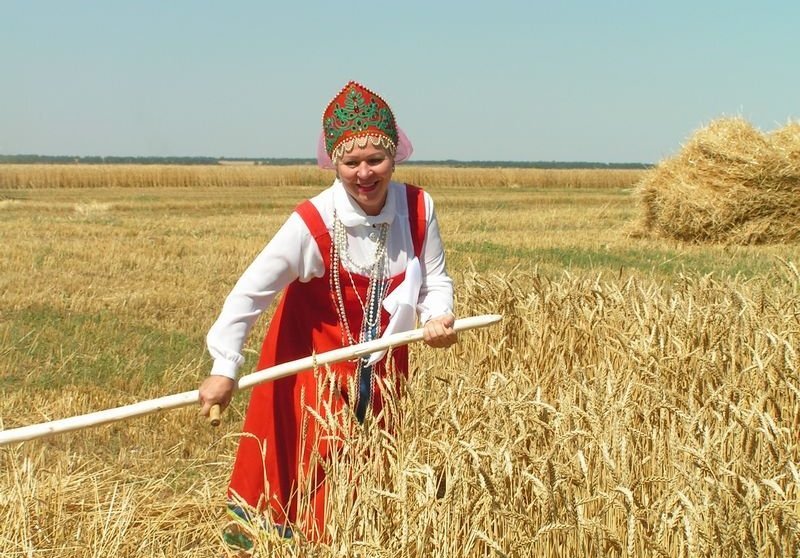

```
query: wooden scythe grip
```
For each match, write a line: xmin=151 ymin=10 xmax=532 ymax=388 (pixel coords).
xmin=209 ymin=404 xmax=221 ymax=427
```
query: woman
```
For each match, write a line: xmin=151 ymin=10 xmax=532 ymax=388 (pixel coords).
xmin=198 ymin=81 xmax=456 ymax=542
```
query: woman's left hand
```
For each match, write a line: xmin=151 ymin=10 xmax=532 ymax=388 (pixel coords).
xmin=423 ymin=314 xmax=458 ymax=348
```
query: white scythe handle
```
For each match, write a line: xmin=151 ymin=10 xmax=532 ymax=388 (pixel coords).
xmin=0 ymin=314 xmax=502 ymax=446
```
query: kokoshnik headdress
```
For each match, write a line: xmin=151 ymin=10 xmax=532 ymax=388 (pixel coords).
xmin=316 ymin=81 xmax=414 ymax=169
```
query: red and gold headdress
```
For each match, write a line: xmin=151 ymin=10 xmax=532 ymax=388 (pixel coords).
xmin=322 ymin=81 xmax=400 ymax=163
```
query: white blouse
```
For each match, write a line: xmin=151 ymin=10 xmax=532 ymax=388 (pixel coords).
xmin=206 ymin=179 xmax=454 ymax=379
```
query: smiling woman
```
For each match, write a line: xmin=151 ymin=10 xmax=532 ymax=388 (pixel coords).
xmin=197 ymin=80 xmax=458 ymax=547
xmin=336 ymin=144 xmax=394 ymax=216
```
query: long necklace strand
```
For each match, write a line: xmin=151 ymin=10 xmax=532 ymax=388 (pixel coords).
xmin=329 ymin=213 xmax=390 ymax=420
xmin=329 ymin=212 xmax=389 ymax=346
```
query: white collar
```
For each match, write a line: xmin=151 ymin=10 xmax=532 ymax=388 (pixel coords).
xmin=332 ymin=179 xmax=398 ymax=226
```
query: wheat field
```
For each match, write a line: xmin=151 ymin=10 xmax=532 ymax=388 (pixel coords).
xmin=0 ymin=163 xmax=643 ymax=190
xmin=1 ymin=166 xmax=799 ymax=557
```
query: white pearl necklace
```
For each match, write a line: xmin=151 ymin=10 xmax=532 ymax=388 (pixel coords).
xmin=332 ymin=217 xmax=387 ymax=276
xmin=329 ymin=212 xmax=390 ymax=347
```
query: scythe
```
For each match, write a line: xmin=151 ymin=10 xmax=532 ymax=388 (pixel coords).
xmin=0 ymin=314 xmax=502 ymax=446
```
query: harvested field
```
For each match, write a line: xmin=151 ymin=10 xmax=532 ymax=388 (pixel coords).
xmin=1 ymin=176 xmax=799 ymax=556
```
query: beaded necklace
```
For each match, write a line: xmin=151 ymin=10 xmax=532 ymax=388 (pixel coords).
xmin=329 ymin=212 xmax=390 ymax=346
xmin=329 ymin=212 xmax=391 ymax=422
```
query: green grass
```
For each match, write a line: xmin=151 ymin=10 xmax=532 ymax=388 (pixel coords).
xmin=449 ymin=241 xmax=792 ymax=278
xmin=0 ymin=305 xmax=202 ymax=391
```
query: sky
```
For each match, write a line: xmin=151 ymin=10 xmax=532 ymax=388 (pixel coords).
xmin=1 ymin=1 xmax=798 ymax=164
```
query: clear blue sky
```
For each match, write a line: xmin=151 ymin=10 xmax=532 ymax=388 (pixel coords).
xmin=1 ymin=0 xmax=797 ymax=163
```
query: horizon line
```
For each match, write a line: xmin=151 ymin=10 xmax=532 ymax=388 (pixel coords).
xmin=0 ymin=154 xmax=652 ymax=169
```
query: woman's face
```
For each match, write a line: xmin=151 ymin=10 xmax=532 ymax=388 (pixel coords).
xmin=336 ymin=143 xmax=394 ymax=216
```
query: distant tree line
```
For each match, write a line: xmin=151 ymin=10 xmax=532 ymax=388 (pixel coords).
xmin=0 ymin=154 xmax=650 ymax=169
xmin=0 ymin=155 xmax=240 ymax=165
xmin=410 ymin=160 xmax=651 ymax=169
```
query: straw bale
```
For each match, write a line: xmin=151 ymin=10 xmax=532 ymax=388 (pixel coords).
xmin=635 ymin=117 xmax=800 ymax=244
xmin=769 ymin=121 xmax=800 ymax=163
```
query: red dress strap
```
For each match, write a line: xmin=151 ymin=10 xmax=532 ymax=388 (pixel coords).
xmin=405 ymin=184 xmax=427 ymax=258
xmin=294 ymin=200 xmax=331 ymax=266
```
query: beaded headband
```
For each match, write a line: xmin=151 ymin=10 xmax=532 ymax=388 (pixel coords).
xmin=322 ymin=81 xmax=399 ymax=163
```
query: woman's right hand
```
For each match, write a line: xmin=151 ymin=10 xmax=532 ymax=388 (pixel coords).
xmin=199 ymin=375 xmax=236 ymax=417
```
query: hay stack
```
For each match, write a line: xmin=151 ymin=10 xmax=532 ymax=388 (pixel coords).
xmin=635 ymin=117 xmax=800 ymax=244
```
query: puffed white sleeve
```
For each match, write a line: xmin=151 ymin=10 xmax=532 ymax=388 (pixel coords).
xmin=206 ymin=213 xmax=322 ymax=379
xmin=417 ymin=193 xmax=454 ymax=324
